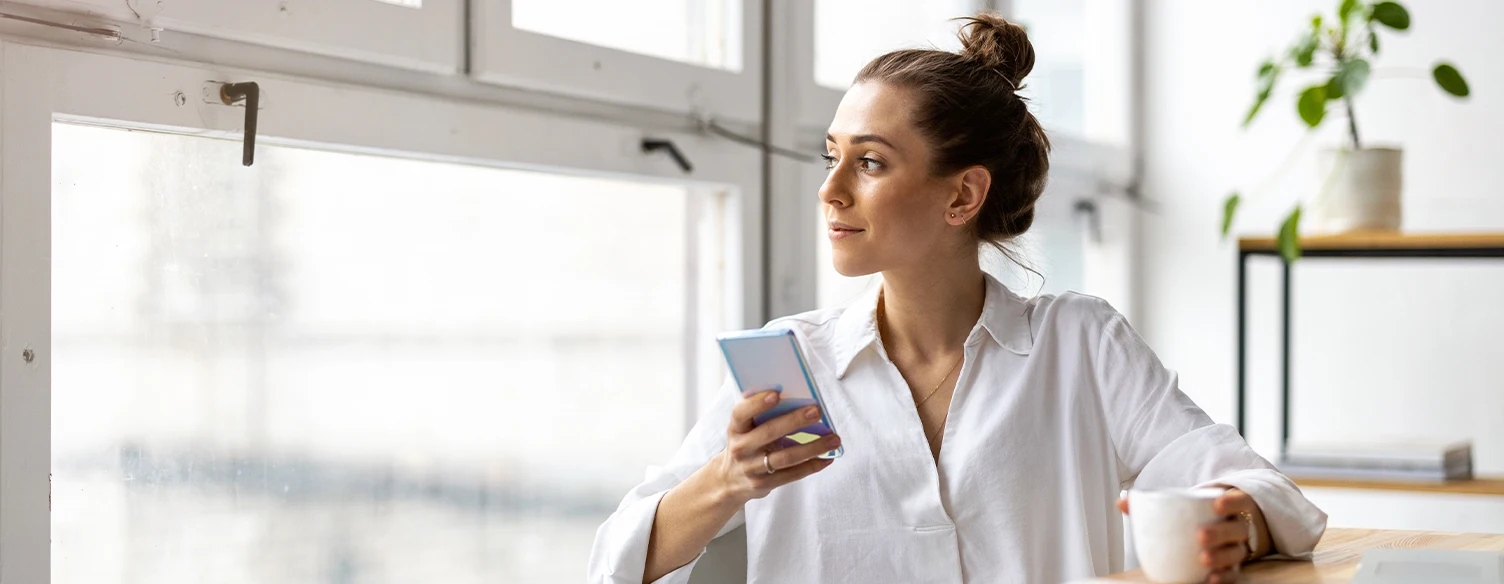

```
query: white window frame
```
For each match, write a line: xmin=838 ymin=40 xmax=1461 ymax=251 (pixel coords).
xmin=470 ymin=0 xmax=764 ymax=123
xmin=1001 ymin=0 xmax=1136 ymax=147
xmin=788 ymin=0 xmax=989 ymax=131
xmin=0 ymin=38 xmax=764 ymax=581
xmin=5 ymin=0 xmax=463 ymax=72
xmin=786 ymin=0 xmax=843 ymax=132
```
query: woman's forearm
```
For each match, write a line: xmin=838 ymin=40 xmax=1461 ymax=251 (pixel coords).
xmin=642 ymin=463 xmax=745 ymax=583
xmin=641 ymin=393 xmax=839 ymax=582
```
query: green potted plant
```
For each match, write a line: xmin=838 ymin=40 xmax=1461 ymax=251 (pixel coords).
xmin=1221 ymin=0 xmax=1470 ymax=261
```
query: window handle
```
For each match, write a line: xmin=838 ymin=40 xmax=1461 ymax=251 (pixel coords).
xmin=219 ymin=82 xmax=260 ymax=166
xmin=1074 ymin=199 xmax=1102 ymax=244
xmin=642 ymin=138 xmax=693 ymax=174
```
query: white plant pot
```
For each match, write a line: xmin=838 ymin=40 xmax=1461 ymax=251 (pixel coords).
xmin=1307 ymin=147 xmax=1403 ymax=234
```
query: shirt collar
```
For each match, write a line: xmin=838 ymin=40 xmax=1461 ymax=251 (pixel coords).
xmin=831 ymin=273 xmax=1035 ymax=379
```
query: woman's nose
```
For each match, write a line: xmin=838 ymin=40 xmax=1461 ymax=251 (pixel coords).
xmin=819 ymin=171 xmax=851 ymax=209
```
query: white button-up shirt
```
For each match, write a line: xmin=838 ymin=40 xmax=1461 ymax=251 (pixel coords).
xmin=590 ymin=275 xmax=1327 ymax=583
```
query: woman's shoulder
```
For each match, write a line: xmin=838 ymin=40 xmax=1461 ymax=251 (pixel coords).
xmin=1025 ymin=290 xmax=1132 ymax=344
xmin=763 ymin=306 xmax=848 ymax=344
xmin=759 ymin=303 xmax=881 ymax=367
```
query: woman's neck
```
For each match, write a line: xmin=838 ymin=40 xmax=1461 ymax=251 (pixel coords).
xmin=877 ymin=260 xmax=987 ymax=362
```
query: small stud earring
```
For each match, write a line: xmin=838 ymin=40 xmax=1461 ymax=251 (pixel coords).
xmin=950 ymin=213 xmax=957 ymax=218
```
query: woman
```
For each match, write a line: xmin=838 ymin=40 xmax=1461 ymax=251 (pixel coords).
xmin=591 ymin=13 xmax=1326 ymax=584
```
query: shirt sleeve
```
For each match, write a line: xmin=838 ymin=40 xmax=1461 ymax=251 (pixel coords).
xmin=1089 ymin=302 xmax=1328 ymax=559
xmin=588 ymin=377 xmax=746 ymax=584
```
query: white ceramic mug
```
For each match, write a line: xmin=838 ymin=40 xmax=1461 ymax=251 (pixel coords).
xmin=1128 ymin=487 xmax=1226 ymax=583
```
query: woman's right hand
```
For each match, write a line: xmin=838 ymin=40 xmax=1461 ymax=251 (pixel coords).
xmin=711 ymin=389 xmax=842 ymax=504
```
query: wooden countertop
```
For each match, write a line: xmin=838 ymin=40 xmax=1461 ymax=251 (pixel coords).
xmin=1239 ymin=232 xmax=1504 ymax=252
xmin=1107 ymin=528 xmax=1504 ymax=583
xmin=1294 ymin=476 xmax=1504 ymax=496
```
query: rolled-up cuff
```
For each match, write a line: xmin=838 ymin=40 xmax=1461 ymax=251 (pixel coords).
xmin=1196 ymin=469 xmax=1328 ymax=559
xmin=591 ymin=490 xmax=705 ymax=584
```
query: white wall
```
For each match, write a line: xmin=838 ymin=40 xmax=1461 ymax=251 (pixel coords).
xmin=1140 ymin=0 xmax=1504 ymax=531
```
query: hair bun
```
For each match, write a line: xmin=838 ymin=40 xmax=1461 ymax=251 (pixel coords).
xmin=957 ymin=13 xmax=1035 ymax=89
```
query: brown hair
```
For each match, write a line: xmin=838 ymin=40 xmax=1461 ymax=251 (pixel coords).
xmin=854 ymin=13 xmax=1050 ymax=247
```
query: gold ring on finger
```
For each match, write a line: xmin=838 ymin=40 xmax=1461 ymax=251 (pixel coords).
xmin=763 ymin=452 xmax=776 ymax=475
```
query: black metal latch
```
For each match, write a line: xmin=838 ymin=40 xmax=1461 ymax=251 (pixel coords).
xmin=219 ymin=82 xmax=260 ymax=166
xmin=642 ymin=138 xmax=693 ymax=174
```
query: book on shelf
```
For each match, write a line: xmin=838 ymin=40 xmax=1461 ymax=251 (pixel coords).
xmin=1279 ymin=464 xmax=1474 ymax=483
xmin=1279 ymin=440 xmax=1473 ymax=482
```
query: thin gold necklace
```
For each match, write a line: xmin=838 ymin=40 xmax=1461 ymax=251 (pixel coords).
xmin=877 ymin=305 xmax=966 ymax=409
xmin=926 ymin=418 xmax=948 ymax=446
xmin=914 ymin=354 xmax=964 ymax=408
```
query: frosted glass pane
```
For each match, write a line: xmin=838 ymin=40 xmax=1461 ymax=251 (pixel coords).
xmin=1013 ymin=0 xmax=1133 ymax=145
xmin=813 ymin=0 xmax=976 ymax=90
xmin=512 ymin=0 xmax=742 ymax=71
xmin=50 ymin=123 xmax=732 ymax=583
xmin=1013 ymin=0 xmax=1087 ymax=136
xmin=987 ymin=213 xmax=1086 ymax=298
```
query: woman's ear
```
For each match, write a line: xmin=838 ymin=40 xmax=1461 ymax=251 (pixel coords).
xmin=946 ymin=166 xmax=990 ymax=226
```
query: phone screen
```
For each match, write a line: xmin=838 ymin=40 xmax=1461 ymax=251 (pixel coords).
xmin=717 ymin=329 xmax=843 ymax=458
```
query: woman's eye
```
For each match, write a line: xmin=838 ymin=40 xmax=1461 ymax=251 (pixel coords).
xmin=859 ymin=157 xmax=883 ymax=171
xmin=821 ymin=154 xmax=837 ymax=170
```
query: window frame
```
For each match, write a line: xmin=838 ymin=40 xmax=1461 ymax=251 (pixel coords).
xmin=0 ymin=39 xmax=764 ymax=581
xmin=469 ymin=0 xmax=764 ymax=124
xmin=8 ymin=0 xmax=464 ymax=72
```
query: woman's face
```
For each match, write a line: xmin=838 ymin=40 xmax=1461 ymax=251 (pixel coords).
xmin=820 ymin=82 xmax=978 ymax=278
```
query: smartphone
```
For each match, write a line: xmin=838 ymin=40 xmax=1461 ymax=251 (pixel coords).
xmin=717 ymin=328 xmax=844 ymax=459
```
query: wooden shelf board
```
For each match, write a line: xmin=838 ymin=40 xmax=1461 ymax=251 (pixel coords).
xmin=1239 ymin=232 xmax=1504 ymax=252
xmin=1294 ymin=476 xmax=1504 ymax=496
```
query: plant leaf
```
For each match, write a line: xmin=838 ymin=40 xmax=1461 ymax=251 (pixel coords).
xmin=1221 ymin=193 xmax=1241 ymax=238
xmin=1368 ymin=29 xmax=1380 ymax=53
xmin=1244 ymin=59 xmax=1280 ymax=126
xmin=1297 ymin=85 xmax=1328 ymax=128
xmin=1339 ymin=0 xmax=1358 ymax=25
xmin=1371 ymin=1 xmax=1410 ymax=30
xmin=1433 ymin=62 xmax=1470 ymax=97
xmin=1289 ymin=15 xmax=1321 ymax=67
xmin=1244 ymin=97 xmax=1268 ymax=127
xmin=1290 ymin=32 xmax=1320 ymax=67
xmin=1256 ymin=59 xmax=1278 ymax=81
xmin=1277 ymin=206 xmax=1303 ymax=263
xmin=1324 ymin=76 xmax=1343 ymax=100
xmin=1335 ymin=58 xmax=1371 ymax=99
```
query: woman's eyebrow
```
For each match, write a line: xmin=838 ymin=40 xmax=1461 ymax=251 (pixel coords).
xmin=825 ymin=133 xmax=897 ymax=150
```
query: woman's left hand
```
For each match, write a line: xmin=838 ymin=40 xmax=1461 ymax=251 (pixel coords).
xmin=1117 ymin=488 xmax=1266 ymax=584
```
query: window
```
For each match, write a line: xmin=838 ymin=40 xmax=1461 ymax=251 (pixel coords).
xmin=3 ymin=42 xmax=762 ymax=582
xmin=791 ymin=0 xmax=983 ymax=139
xmin=1011 ymin=0 xmax=1086 ymax=137
xmin=470 ymin=0 xmax=762 ymax=122
xmin=511 ymin=0 xmax=741 ymax=71
xmin=37 ymin=0 xmax=462 ymax=72
xmin=991 ymin=203 xmax=1088 ymax=296
xmin=50 ymin=123 xmax=730 ymax=583
xmin=812 ymin=0 xmax=975 ymax=90
xmin=1011 ymin=0 xmax=1133 ymax=146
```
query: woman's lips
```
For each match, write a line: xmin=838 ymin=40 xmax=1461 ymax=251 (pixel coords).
xmin=827 ymin=222 xmax=864 ymax=240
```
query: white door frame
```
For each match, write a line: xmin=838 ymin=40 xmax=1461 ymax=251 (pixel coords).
xmin=0 ymin=40 xmax=764 ymax=581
